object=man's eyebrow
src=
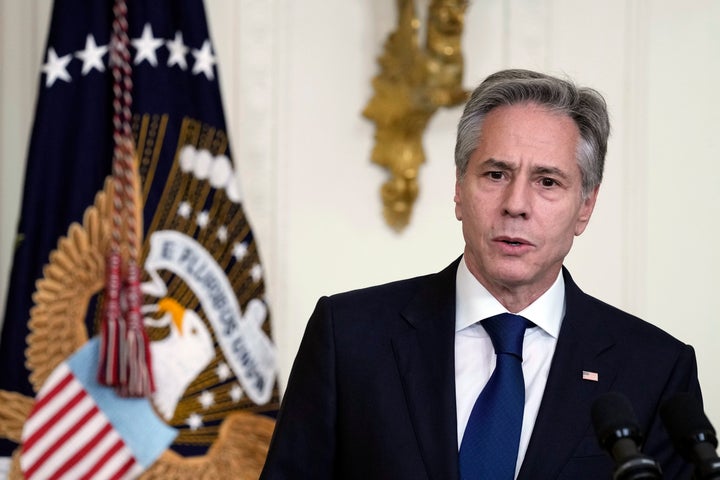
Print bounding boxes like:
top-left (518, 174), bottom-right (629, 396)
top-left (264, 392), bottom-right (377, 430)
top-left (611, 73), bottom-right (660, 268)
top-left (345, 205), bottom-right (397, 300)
top-left (532, 165), bottom-right (570, 180)
top-left (481, 158), bottom-right (515, 170)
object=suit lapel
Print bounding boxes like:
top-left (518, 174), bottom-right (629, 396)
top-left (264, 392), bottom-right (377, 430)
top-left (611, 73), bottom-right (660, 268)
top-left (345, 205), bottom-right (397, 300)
top-left (392, 260), bottom-right (460, 480)
top-left (518, 268), bottom-right (620, 479)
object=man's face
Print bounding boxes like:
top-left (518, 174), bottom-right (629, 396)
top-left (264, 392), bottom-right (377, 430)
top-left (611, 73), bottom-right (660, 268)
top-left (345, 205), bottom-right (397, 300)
top-left (454, 102), bottom-right (598, 300)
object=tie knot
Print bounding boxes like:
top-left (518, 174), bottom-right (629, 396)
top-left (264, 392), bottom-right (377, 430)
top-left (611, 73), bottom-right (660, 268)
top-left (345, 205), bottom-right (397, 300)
top-left (482, 313), bottom-right (531, 359)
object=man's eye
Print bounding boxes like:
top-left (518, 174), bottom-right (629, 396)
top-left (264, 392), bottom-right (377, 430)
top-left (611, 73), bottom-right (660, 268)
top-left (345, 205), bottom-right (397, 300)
top-left (540, 178), bottom-right (557, 187)
top-left (487, 171), bottom-right (503, 180)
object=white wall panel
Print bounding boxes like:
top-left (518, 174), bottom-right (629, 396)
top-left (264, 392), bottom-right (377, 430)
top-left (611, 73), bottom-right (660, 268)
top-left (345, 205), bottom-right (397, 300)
top-left (0, 0), bottom-right (51, 319)
top-left (645, 0), bottom-right (720, 422)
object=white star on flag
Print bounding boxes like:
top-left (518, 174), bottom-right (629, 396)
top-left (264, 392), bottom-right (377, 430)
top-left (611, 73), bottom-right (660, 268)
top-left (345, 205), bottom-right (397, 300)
top-left (166, 31), bottom-right (189, 70)
top-left (250, 264), bottom-right (263, 282)
top-left (76, 34), bottom-right (107, 75)
top-left (215, 362), bottom-right (232, 382)
top-left (191, 40), bottom-right (217, 80)
top-left (229, 384), bottom-right (244, 403)
top-left (198, 391), bottom-right (215, 409)
top-left (232, 241), bottom-right (249, 260)
top-left (132, 23), bottom-right (164, 66)
top-left (42, 47), bottom-right (72, 87)
top-left (196, 210), bottom-right (210, 228)
top-left (186, 413), bottom-right (203, 431)
top-left (177, 201), bottom-right (192, 219)
top-left (216, 225), bottom-right (228, 243)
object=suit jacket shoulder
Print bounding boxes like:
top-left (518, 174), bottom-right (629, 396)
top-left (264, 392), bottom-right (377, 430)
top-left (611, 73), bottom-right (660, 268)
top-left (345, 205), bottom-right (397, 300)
top-left (519, 267), bottom-right (701, 479)
top-left (261, 259), bottom-right (461, 480)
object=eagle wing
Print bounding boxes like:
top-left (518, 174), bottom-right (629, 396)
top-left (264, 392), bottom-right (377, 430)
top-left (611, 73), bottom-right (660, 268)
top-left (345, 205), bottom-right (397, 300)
top-left (25, 177), bottom-right (112, 392)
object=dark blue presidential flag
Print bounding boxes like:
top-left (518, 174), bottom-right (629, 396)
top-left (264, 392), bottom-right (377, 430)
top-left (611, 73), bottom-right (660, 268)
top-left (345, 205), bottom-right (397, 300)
top-left (0, 0), bottom-right (279, 472)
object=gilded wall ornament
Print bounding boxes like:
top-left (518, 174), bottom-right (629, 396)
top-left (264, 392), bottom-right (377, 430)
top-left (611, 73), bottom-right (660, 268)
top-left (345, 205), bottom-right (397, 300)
top-left (363, 0), bottom-right (468, 230)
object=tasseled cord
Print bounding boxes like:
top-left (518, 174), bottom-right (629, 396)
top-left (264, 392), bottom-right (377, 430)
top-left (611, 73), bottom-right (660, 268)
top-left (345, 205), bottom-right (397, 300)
top-left (97, 0), bottom-right (154, 397)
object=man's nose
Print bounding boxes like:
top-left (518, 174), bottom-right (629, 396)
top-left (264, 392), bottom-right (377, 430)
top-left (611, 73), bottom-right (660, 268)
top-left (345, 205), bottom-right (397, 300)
top-left (502, 179), bottom-right (530, 218)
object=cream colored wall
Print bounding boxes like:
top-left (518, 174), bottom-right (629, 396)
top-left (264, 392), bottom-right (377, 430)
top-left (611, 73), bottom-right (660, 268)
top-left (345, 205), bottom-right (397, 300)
top-left (1, 0), bottom-right (718, 429)
top-left (0, 1), bottom-right (50, 316)
top-left (644, 0), bottom-right (720, 413)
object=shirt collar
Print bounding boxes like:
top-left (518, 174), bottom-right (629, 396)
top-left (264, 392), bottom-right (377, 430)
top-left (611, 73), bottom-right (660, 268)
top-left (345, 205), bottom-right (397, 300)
top-left (455, 255), bottom-right (565, 338)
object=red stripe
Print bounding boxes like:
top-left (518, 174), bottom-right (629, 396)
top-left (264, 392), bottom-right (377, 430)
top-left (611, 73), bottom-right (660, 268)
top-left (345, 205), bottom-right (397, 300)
top-left (112, 456), bottom-right (139, 480)
top-left (51, 421), bottom-right (113, 478)
top-left (27, 370), bottom-right (73, 415)
top-left (23, 396), bottom-right (98, 478)
top-left (79, 437), bottom-right (128, 480)
top-left (22, 387), bottom-right (87, 452)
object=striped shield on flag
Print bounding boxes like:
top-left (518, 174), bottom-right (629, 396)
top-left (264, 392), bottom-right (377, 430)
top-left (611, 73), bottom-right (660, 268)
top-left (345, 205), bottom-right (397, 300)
top-left (20, 338), bottom-right (176, 479)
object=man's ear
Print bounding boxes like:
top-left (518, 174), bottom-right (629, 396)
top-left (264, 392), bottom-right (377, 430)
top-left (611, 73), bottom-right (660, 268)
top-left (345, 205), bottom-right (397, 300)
top-left (574, 186), bottom-right (600, 236)
top-left (454, 173), bottom-right (463, 221)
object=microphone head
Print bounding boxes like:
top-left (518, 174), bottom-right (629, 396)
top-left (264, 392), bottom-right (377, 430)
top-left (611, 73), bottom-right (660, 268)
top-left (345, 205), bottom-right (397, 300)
top-left (660, 393), bottom-right (718, 461)
top-left (592, 392), bottom-right (643, 450)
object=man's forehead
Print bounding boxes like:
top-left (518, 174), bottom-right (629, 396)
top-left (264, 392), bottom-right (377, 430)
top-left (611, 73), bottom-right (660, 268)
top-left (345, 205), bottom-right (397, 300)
top-left (472, 105), bottom-right (581, 167)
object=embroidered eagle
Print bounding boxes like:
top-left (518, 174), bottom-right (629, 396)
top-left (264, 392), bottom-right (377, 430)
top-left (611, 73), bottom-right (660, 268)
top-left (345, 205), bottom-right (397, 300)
top-left (0, 162), bottom-right (276, 478)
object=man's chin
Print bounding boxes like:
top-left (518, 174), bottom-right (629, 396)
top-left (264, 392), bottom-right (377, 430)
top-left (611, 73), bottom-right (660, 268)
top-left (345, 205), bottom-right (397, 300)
top-left (484, 266), bottom-right (546, 291)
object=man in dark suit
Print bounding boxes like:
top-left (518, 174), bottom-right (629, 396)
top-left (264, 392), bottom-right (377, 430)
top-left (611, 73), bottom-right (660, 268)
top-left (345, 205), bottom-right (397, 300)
top-left (260, 69), bottom-right (702, 479)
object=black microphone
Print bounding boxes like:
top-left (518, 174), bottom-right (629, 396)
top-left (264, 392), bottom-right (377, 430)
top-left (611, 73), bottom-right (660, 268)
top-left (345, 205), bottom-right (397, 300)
top-left (591, 391), bottom-right (663, 480)
top-left (660, 392), bottom-right (720, 479)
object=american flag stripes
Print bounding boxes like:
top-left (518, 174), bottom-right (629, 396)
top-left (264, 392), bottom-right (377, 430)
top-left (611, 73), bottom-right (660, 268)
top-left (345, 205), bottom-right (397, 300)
top-left (20, 339), bottom-right (176, 479)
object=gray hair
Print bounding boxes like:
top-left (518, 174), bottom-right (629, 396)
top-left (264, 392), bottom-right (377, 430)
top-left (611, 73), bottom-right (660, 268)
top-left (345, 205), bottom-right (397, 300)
top-left (454, 69), bottom-right (610, 198)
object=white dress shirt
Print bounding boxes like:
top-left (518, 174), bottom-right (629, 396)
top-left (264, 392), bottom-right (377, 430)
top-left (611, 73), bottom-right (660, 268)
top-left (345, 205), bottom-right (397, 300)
top-left (455, 256), bottom-right (565, 478)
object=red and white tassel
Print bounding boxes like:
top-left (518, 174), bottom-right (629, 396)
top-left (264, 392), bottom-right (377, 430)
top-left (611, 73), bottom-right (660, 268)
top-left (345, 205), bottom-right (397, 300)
top-left (117, 260), bottom-right (154, 397)
top-left (98, 251), bottom-right (123, 386)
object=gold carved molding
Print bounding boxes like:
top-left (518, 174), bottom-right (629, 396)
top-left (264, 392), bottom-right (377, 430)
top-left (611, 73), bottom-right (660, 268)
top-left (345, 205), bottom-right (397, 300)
top-left (363, 0), bottom-right (468, 231)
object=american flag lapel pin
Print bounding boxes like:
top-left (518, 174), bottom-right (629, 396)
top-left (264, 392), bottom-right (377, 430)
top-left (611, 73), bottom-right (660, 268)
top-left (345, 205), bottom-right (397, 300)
top-left (582, 370), bottom-right (599, 382)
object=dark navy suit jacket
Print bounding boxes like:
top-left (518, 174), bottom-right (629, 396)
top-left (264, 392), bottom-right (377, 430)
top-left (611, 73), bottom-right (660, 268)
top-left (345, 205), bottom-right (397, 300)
top-left (261, 259), bottom-right (702, 479)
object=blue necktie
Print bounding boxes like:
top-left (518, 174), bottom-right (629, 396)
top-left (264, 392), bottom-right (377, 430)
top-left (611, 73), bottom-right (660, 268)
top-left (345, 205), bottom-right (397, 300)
top-left (459, 313), bottom-right (531, 480)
